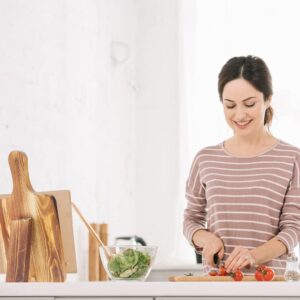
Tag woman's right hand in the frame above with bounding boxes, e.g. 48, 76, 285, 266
192, 230, 224, 267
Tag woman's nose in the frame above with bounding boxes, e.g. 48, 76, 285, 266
234, 107, 247, 120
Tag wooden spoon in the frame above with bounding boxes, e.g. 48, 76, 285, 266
71, 202, 111, 260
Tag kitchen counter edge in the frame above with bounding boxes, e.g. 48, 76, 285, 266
0, 281, 300, 297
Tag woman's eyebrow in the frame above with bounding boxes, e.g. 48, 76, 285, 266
224, 97, 256, 102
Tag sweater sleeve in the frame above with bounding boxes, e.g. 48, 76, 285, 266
183, 153, 207, 243
276, 153, 300, 253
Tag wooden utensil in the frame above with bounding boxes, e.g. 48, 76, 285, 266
0, 151, 66, 281
169, 275, 285, 281
71, 202, 111, 260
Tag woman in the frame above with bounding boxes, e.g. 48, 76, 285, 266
183, 55, 300, 276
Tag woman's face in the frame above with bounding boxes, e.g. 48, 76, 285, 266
222, 78, 270, 136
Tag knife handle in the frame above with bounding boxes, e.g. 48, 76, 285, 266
214, 253, 219, 265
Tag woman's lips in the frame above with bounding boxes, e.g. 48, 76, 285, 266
234, 120, 253, 129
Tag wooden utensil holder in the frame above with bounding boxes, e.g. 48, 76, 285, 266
88, 223, 108, 281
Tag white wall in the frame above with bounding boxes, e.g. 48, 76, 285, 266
0, 0, 180, 279
0, 0, 138, 279
135, 0, 179, 266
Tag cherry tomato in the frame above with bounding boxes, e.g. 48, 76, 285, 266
209, 270, 218, 276
232, 269, 244, 281
218, 265, 228, 276
254, 270, 264, 281
255, 265, 275, 281
256, 265, 267, 272
264, 268, 275, 281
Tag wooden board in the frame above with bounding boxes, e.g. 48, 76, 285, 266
0, 190, 77, 274
169, 275, 285, 281
5, 218, 32, 282
0, 151, 77, 281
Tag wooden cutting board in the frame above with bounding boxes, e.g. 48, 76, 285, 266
169, 275, 285, 281
0, 151, 76, 281
0, 190, 77, 275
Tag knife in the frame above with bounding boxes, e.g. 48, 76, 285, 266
213, 253, 220, 265
195, 247, 220, 266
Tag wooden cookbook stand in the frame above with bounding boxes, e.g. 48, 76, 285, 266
0, 151, 77, 282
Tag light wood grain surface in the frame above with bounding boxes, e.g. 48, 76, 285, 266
89, 223, 101, 281
0, 151, 66, 281
169, 275, 285, 281
5, 218, 32, 282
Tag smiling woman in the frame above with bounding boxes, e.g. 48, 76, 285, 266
219, 56, 276, 157
223, 80, 268, 133
183, 55, 300, 276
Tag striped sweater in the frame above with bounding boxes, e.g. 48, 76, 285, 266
183, 139, 300, 275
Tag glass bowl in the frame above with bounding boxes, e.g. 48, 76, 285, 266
99, 245, 158, 281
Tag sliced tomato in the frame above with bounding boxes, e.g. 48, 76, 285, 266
218, 265, 228, 276
209, 270, 218, 276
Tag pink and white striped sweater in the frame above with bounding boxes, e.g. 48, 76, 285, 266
183, 139, 300, 275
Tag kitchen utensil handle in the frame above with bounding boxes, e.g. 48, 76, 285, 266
115, 235, 147, 246
134, 236, 147, 246
214, 253, 219, 265
71, 202, 111, 259
194, 249, 219, 265
8, 151, 34, 193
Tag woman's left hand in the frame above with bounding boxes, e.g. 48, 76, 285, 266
224, 246, 256, 273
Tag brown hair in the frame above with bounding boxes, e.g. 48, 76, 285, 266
218, 55, 274, 129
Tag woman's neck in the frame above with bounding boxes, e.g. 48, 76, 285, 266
231, 130, 274, 147
225, 129, 278, 156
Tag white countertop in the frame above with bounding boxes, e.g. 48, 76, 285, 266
0, 281, 300, 297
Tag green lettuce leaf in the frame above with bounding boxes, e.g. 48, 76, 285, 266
107, 248, 151, 279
